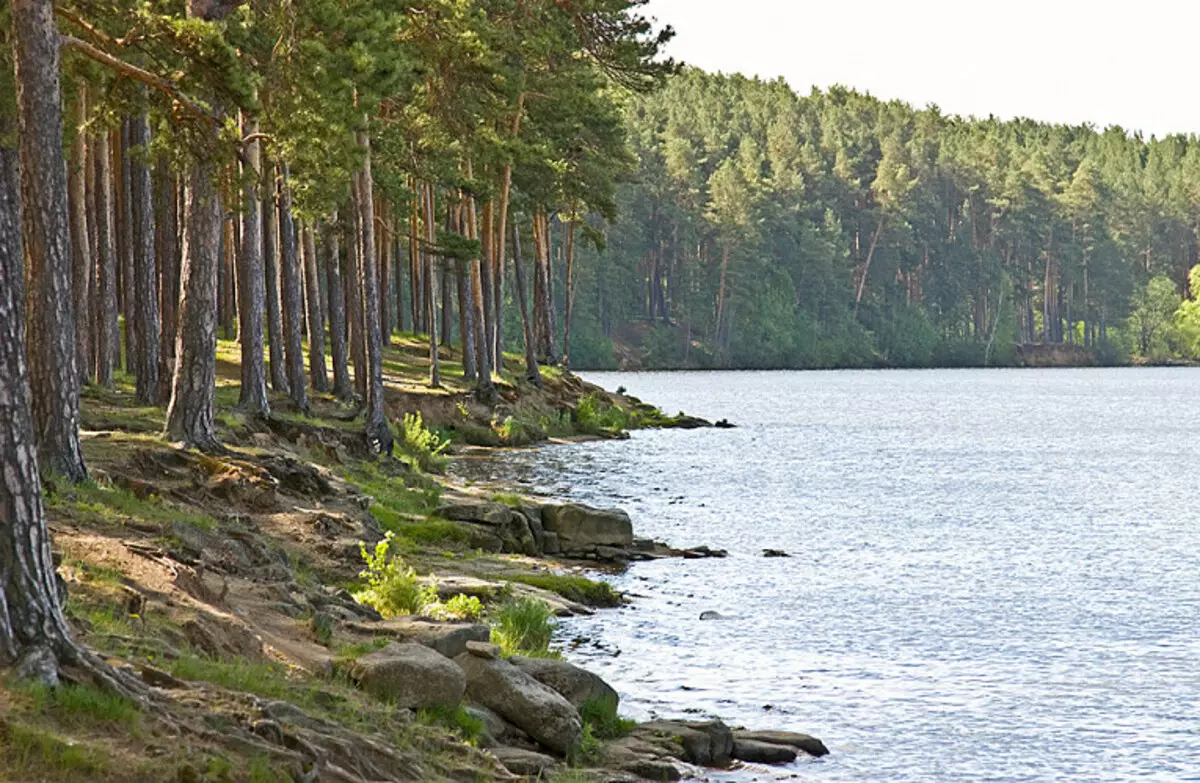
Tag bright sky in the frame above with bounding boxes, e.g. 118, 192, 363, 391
644, 0, 1197, 139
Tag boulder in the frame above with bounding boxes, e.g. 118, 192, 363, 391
541, 503, 633, 550
344, 617, 490, 659
454, 652, 582, 755
349, 642, 466, 708
634, 719, 734, 767
733, 729, 829, 757
600, 737, 682, 781
466, 641, 500, 659
490, 747, 557, 777
464, 703, 534, 750
731, 739, 797, 764
437, 500, 514, 526
510, 656, 619, 710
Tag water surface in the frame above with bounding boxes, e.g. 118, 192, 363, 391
456, 368, 1200, 781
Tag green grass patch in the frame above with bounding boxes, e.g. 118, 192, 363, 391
504, 574, 621, 608
46, 476, 218, 532
489, 492, 524, 509
0, 721, 113, 778
416, 704, 485, 744
489, 597, 557, 658
579, 696, 635, 740
16, 682, 141, 731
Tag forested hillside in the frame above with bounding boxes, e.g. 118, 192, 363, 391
565, 69, 1200, 369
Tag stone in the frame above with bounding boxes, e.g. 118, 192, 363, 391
762, 549, 791, 558
344, 617, 490, 659
600, 737, 682, 781
541, 503, 634, 549
509, 656, 619, 710
464, 704, 534, 749
454, 652, 582, 755
733, 729, 829, 757
466, 641, 500, 659
731, 739, 797, 764
436, 500, 514, 526
541, 531, 561, 555
349, 642, 466, 709
634, 719, 734, 767
490, 746, 557, 777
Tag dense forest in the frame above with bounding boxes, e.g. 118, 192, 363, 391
565, 70, 1200, 369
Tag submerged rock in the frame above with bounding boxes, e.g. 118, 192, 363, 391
762, 548, 791, 558
454, 652, 583, 755
348, 642, 466, 708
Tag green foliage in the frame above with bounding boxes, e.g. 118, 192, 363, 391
504, 574, 621, 608
416, 704, 485, 744
355, 533, 438, 618
579, 696, 636, 740
0, 722, 112, 778
489, 597, 557, 658
397, 413, 450, 473
17, 682, 141, 730
1174, 265, 1200, 359
569, 722, 603, 766
425, 594, 485, 622
573, 392, 633, 435
1128, 275, 1182, 359
46, 476, 218, 531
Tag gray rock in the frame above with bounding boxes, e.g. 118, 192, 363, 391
699, 611, 728, 621
345, 617, 490, 659
634, 719, 734, 767
600, 737, 683, 781
541, 503, 634, 549
733, 729, 829, 757
541, 531, 561, 555
490, 746, 557, 777
437, 500, 514, 526
454, 652, 582, 755
349, 642, 466, 708
732, 739, 797, 764
510, 656, 619, 709
466, 641, 500, 659
464, 704, 534, 749
762, 549, 791, 558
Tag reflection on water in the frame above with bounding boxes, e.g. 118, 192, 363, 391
453, 368, 1200, 782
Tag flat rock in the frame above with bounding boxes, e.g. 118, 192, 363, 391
344, 617, 490, 659
436, 500, 513, 526
490, 746, 557, 777
510, 655, 619, 709
349, 642, 465, 708
466, 641, 500, 659
541, 503, 634, 549
634, 719, 734, 767
732, 739, 797, 764
733, 729, 829, 757
455, 652, 582, 755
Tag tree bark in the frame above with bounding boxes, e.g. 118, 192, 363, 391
165, 165, 222, 451
119, 119, 136, 373
456, 258, 477, 382
346, 191, 368, 400
423, 183, 440, 387
323, 217, 352, 400
479, 199, 496, 371
236, 115, 269, 415
511, 222, 541, 385
378, 199, 392, 344
263, 162, 287, 393
131, 110, 160, 404
14, 0, 87, 482
155, 170, 180, 404
94, 127, 119, 388
277, 164, 308, 410
355, 130, 393, 455
465, 187, 495, 400
69, 86, 92, 386
220, 211, 235, 340
302, 225, 328, 393
562, 215, 577, 367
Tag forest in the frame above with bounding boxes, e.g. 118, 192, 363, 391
565, 70, 1200, 369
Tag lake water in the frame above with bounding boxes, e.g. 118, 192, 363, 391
458, 368, 1200, 781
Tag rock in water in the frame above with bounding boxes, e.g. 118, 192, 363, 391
454, 652, 583, 755
699, 610, 728, 621
541, 503, 634, 549
634, 719, 734, 767
762, 548, 791, 558
732, 738, 797, 764
510, 655, 619, 709
348, 642, 466, 708
733, 729, 829, 757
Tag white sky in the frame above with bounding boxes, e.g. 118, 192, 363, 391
644, 0, 1197, 139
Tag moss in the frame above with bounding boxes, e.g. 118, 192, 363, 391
503, 574, 621, 608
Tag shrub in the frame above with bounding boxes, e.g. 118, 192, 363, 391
490, 597, 556, 657
425, 594, 484, 622
398, 413, 450, 473
572, 392, 631, 435
355, 532, 438, 618
579, 696, 635, 739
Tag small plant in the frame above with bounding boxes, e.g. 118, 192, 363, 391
417, 704, 486, 744
398, 412, 450, 473
568, 722, 603, 766
490, 492, 524, 509
18, 681, 141, 729
504, 574, 621, 608
355, 532, 438, 618
425, 593, 485, 622
490, 596, 556, 657
579, 696, 636, 739
572, 392, 632, 435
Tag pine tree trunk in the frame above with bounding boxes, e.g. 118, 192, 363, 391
395, 214, 407, 333
263, 163, 287, 393
410, 185, 422, 332
236, 116, 269, 415
165, 165, 222, 451
93, 126, 119, 388
346, 192, 368, 400
322, 217, 352, 400
69, 86, 92, 386
511, 222, 541, 385
14, 0, 87, 482
479, 200, 496, 371
562, 216, 577, 368
277, 165, 308, 410
131, 111, 160, 404
119, 119, 137, 374
155, 171, 180, 404
423, 183, 440, 387
378, 200, 393, 345
465, 187, 495, 399
456, 256, 476, 382
302, 225, 328, 393
220, 214, 235, 340
355, 130, 394, 456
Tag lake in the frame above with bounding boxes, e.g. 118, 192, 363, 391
456, 368, 1200, 781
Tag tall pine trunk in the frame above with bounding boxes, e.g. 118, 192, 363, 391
165, 165, 222, 451
69, 86, 92, 385
423, 183, 440, 387
322, 217, 352, 400
511, 223, 541, 385
94, 126, 119, 388
355, 130, 393, 455
236, 116, 269, 414
119, 119, 137, 373
277, 164, 308, 410
465, 185, 495, 399
131, 110, 160, 404
263, 162, 287, 392
303, 225, 328, 392
346, 192, 368, 399
15, 0, 87, 482
155, 171, 180, 403
562, 216, 577, 368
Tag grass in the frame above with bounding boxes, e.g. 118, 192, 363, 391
397, 412, 450, 473
489, 597, 557, 658
0, 721, 114, 779
46, 475, 219, 532
504, 574, 621, 608
355, 533, 439, 618
579, 696, 635, 740
16, 682, 141, 731
490, 492, 525, 509
416, 704, 485, 745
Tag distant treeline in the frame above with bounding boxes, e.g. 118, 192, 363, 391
559, 69, 1200, 369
